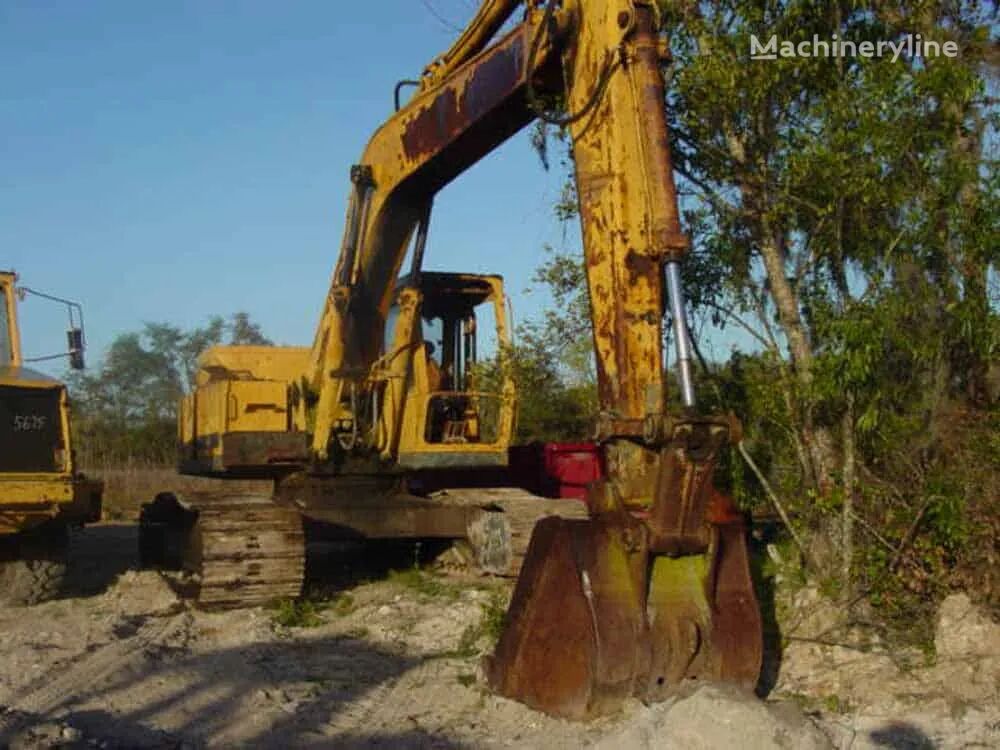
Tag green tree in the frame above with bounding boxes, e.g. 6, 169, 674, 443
659, 0, 997, 584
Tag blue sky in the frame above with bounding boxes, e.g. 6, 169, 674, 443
1, 1, 580, 372
2, 0, 747, 378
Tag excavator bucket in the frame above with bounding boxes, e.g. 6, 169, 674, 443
487, 428, 763, 719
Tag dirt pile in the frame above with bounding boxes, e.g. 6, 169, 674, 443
776, 591, 1000, 749
97, 570, 183, 618
0, 557, 834, 749
594, 685, 830, 750
935, 592, 1000, 659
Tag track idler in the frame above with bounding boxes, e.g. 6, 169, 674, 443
486, 416, 763, 719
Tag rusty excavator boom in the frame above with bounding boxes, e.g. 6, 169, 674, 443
143, 0, 763, 718
426, 0, 764, 718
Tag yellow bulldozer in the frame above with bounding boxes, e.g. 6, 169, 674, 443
141, 0, 763, 719
0, 270, 102, 605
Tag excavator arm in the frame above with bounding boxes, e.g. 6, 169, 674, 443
308, 0, 677, 457
303, 0, 763, 717
305, 2, 560, 458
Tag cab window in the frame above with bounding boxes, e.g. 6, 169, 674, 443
383, 305, 400, 355
420, 310, 478, 392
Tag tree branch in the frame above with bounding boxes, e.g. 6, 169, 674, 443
889, 495, 936, 571
702, 301, 781, 353
673, 161, 742, 215
738, 441, 816, 570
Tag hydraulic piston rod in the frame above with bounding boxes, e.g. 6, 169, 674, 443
665, 261, 696, 408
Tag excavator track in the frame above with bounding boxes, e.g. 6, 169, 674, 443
140, 493, 305, 610
142, 487, 582, 607
189, 495, 305, 609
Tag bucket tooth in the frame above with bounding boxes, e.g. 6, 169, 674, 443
643, 553, 713, 702
706, 494, 764, 687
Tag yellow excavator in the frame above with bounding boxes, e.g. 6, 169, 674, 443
0, 270, 102, 604
141, 0, 763, 718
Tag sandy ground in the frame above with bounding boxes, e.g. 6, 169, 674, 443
0, 525, 627, 749
0, 524, 995, 749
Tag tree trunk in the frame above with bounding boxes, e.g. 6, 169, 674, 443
841, 395, 856, 596
725, 125, 840, 568
755, 216, 838, 493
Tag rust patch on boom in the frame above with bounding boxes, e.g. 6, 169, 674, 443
402, 32, 526, 160
624, 249, 660, 286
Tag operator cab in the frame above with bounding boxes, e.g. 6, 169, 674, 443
383, 271, 514, 467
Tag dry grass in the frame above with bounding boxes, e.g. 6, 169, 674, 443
81, 460, 270, 521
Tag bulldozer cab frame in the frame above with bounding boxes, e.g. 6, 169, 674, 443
0, 271, 72, 484
0, 272, 22, 368
0, 270, 101, 540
